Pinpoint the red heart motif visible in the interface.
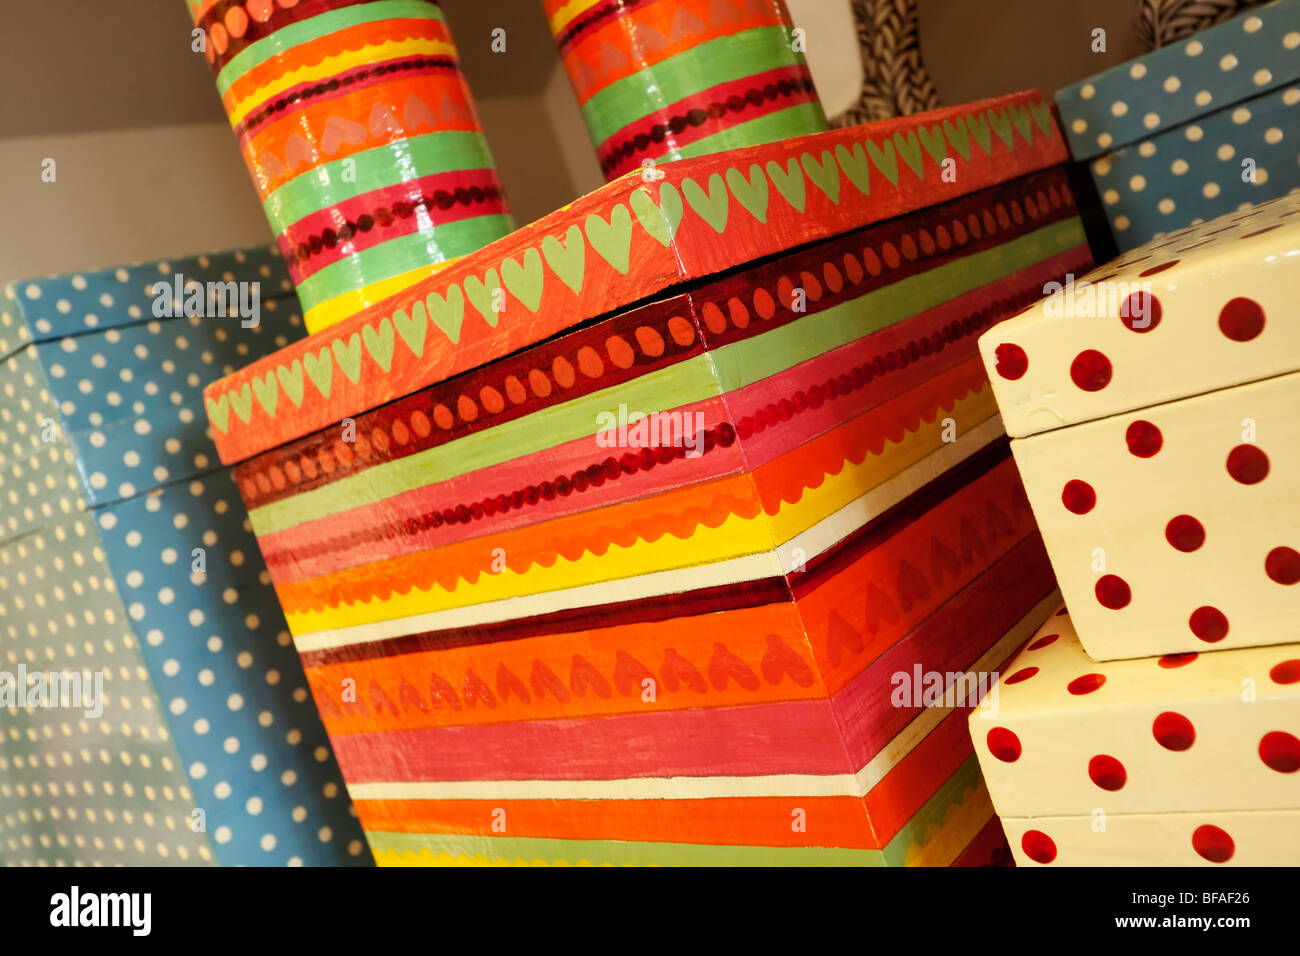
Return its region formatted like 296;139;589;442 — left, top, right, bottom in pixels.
659;648;707;694
709;642;760;691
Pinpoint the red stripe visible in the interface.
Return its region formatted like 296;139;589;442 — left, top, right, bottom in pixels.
277;168;506;283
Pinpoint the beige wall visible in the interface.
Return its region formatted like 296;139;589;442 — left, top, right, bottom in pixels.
0;0;1158;292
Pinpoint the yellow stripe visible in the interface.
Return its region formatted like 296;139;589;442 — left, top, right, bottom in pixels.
226;37;458;127
284;508;775;633
302;259;458;334
765;388;997;545
546;0;606;36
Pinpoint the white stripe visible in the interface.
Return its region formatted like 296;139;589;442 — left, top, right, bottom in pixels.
295;414;1005;654
343;592;1061;803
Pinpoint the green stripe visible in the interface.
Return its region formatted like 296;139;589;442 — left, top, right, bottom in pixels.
711;218;1086;393
263;131;498;226
293;214;514;309
249;356;726;535
582;27;804;146
367;830;885;866
216;0;445;95
251;218;1084;535
881;755;985;866
668;103;828;162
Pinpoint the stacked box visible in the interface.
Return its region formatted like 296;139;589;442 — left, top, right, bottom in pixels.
543;0;828;179
184;0;514;333
979;194;1300;661
1055;0;1300;252
971;604;1300;866
0;247;369;866
203;93;1088;865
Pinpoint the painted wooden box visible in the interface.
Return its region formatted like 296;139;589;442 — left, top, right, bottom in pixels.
203;92;1089;865
0;247;369;866
1055;0;1300;252
970;604;1300;866
979;195;1300;662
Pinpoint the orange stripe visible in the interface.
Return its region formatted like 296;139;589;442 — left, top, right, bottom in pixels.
353;795;876;848
558;0;787;106
305;601;811;734
244;73;481;197
222;19;451;114
275;471;764;616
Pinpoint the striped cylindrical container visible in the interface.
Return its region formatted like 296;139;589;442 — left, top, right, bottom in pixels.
544;0;829;180
187;0;514;333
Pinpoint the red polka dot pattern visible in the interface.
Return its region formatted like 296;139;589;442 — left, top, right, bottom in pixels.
1258;732;1300;773
1225;444;1269;484
1021;830;1057;864
1061;480;1096;515
1158;652;1198;668
1027;633;1059;651
1095;574;1131;610
994;343;1028;380
1189;606;1229;643
1070;349;1113;391
1217;297;1265;342
1088;754;1127;791
987;727;1022;762
1004;667;1039;685
1067;673;1106;695
1270;660;1300;684
1164;515;1205;552
1119;291;1161;332
1265;547;1300;585
1192;825;1234;863
1124;420;1162;458
1153;711;1196;751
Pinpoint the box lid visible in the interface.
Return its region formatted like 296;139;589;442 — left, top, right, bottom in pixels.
202;90;1070;464
1056;0;1300;161
971;604;1300;819
979;192;1300;438
0;246;305;509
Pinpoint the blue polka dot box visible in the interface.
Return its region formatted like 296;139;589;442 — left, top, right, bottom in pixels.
1056;0;1300;252
0;245;371;866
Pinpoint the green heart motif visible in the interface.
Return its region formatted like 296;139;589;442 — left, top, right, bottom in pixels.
766;158;806;212
835;142;870;196
464;268;503;327
303;345;333;398
892;130;924;179
251;369;279;417
866;138;899;185
1008;104;1033;145
724;164;769;224
426;284;465;343
942;116;971;162
629;183;683;247
332;332;363;384
801;150;841;204
205;393;230;433
501;247;545;313
682;174;729;233
1029;100;1054;137
392;301;427;357
917;123;947;166
987;108;1015;150
967;111;992;155
362;318;395;372
585;204;633;273
541;224;585;293
276;359;305;407
229;382;254;425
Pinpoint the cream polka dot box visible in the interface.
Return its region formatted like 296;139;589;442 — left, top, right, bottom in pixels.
1055;0;1300;252
0;246;369;866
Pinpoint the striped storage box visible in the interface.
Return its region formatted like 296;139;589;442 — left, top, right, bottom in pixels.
203;93;1087;865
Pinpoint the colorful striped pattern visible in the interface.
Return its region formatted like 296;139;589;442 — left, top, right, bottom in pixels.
227;167;1091;864
545;0;829;179
186;0;513;333
203;92;1072;465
